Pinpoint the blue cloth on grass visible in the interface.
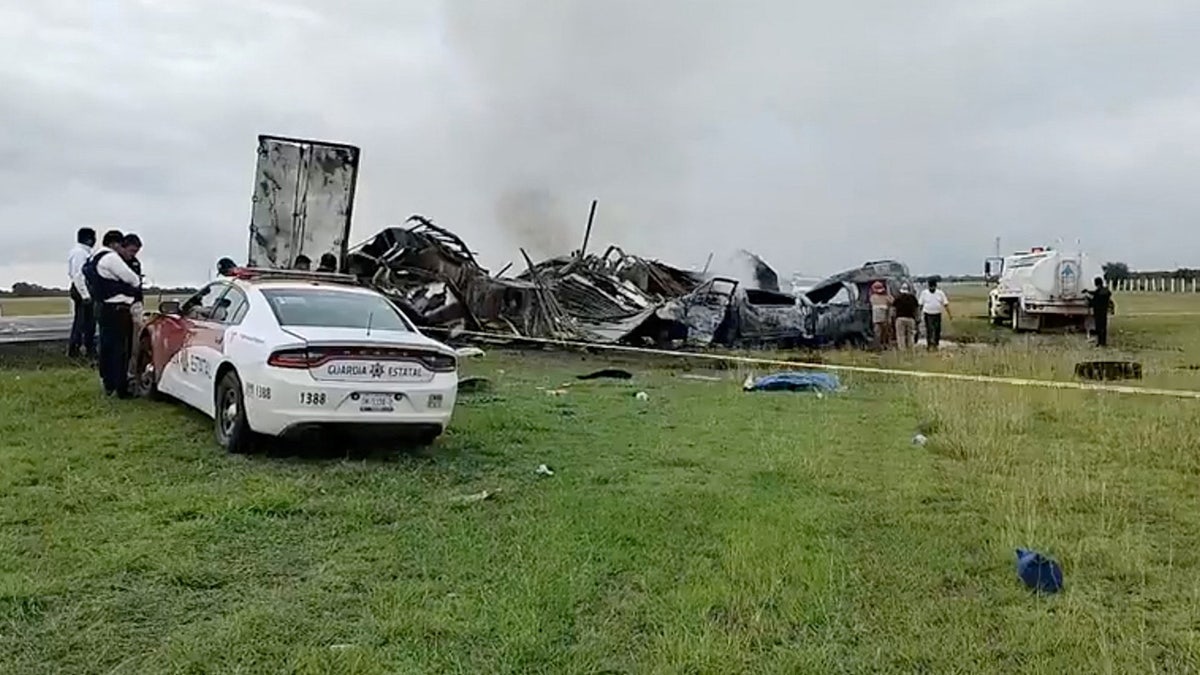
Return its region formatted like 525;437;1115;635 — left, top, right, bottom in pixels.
744;371;840;393
1015;548;1064;594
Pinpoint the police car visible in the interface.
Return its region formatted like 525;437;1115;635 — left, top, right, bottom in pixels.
133;269;459;452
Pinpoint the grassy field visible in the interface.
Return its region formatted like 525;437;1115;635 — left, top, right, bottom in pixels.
3;294;1200;673
0;296;191;317
0;296;76;316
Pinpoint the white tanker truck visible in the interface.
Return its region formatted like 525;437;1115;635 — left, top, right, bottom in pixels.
985;246;1103;332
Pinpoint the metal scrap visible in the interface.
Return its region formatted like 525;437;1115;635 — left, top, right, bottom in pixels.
347;215;912;351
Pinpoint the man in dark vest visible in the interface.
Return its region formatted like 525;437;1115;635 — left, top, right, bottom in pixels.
87;230;142;397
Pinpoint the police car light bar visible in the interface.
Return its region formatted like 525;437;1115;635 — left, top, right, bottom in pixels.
232;268;360;285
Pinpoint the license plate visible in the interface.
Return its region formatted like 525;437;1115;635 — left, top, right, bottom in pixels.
359;394;395;412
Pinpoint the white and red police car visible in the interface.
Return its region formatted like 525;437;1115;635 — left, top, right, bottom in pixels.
133;269;458;452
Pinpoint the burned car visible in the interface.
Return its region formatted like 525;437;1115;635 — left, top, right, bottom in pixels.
803;260;913;346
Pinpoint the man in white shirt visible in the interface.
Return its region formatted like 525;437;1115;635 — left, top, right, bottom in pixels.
91;230;142;397
67;227;97;359
917;278;952;350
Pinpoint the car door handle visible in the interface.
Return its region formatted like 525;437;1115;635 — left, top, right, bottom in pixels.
215;336;224;345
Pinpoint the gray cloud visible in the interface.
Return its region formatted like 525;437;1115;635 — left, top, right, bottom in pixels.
2;0;1199;289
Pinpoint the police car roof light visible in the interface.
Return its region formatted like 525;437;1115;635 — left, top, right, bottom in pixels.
233;268;360;285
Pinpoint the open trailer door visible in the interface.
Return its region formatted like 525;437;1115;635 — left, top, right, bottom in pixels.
247;134;361;271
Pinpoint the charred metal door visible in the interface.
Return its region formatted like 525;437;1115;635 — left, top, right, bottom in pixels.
247;135;360;270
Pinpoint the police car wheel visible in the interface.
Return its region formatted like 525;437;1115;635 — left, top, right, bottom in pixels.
133;335;162;400
215;370;253;454
413;429;441;447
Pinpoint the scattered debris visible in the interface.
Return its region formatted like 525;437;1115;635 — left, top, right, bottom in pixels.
577;368;634;381
457;376;493;394
450;489;498;506
742;371;841;393
1074;360;1142;381
912;433;928;446
455;346;486;358
1015;548;1064;594
545;389;569;397
634;391;650;401
535;464;555;477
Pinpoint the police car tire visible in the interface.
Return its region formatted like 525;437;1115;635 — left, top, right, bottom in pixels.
134;335;163;401
413;429;441;447
215;371;254;454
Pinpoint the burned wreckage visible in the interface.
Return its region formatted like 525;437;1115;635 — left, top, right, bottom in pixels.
345;216;912;350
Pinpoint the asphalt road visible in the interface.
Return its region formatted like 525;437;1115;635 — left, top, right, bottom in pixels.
0;314;73;344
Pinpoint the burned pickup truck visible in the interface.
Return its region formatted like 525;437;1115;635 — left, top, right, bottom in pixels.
802;260;913;347
647;259;912;349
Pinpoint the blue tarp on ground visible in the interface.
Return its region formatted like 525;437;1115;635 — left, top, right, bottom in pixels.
744;371;841;393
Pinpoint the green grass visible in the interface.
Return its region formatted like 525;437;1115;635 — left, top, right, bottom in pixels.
3;299;1200;672
0;297;74;316
0;296;188;317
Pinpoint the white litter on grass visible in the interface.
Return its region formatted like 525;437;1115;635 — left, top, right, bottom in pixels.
912;433;928;446
455;346;486;358
634;391;649;401
679;374;723;382
450;489;498;505
536;464;555;477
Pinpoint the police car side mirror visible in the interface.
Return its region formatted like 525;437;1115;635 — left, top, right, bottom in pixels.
159;300;182;315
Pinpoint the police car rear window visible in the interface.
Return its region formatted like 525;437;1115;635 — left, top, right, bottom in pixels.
260;289;412;331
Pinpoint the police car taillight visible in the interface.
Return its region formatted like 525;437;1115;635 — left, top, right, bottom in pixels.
420;353;457;372
267;349;314;369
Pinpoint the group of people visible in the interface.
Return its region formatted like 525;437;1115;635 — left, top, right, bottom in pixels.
68;239;344;397
292;253;339;272
213;252;339;277
66;227;145;397
868;278;952;351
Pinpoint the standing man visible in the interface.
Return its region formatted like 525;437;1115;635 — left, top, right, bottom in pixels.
89;232;142;397
67;227;97;359
317;253;338;273
868;281;893;350
917;278;951;350
293;255;312;271
1084;277;1114;347
121;234;146;381
892;282;919;351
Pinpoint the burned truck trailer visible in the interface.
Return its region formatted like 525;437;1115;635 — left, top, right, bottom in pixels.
345;215;912;350
240;133;912;351
247;135;360;271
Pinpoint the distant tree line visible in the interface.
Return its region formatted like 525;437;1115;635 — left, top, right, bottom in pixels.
1;282;198;297
915;262;1199;285
1101;262;1200;282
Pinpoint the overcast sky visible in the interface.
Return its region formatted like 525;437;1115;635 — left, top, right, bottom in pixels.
2;0;1198;289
